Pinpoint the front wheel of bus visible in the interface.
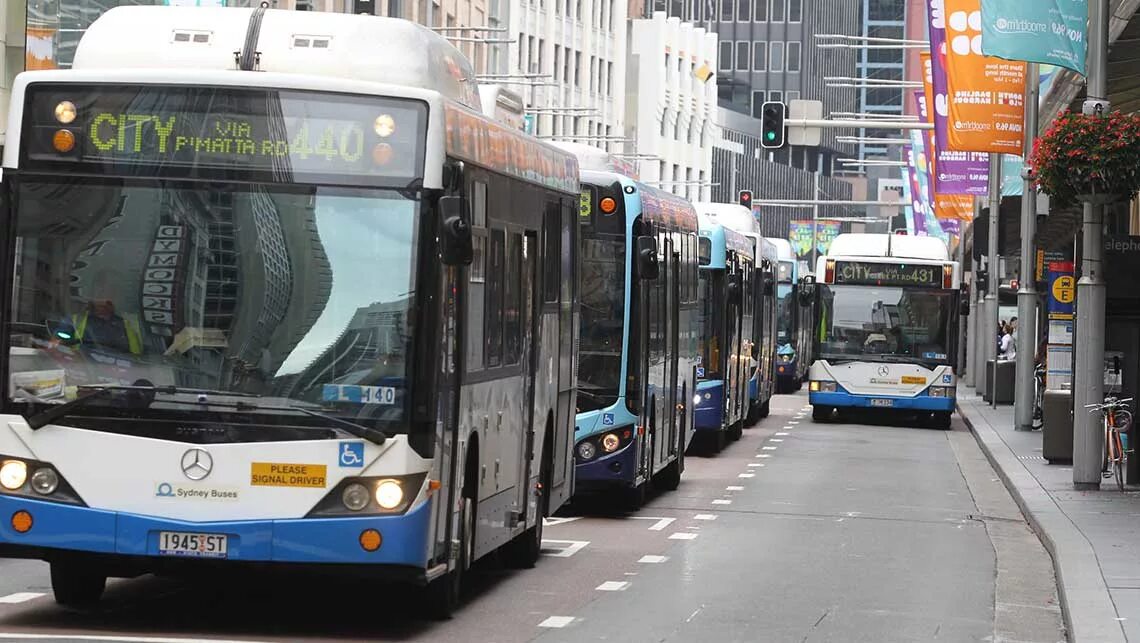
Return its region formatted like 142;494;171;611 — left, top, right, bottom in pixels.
425;496;473;620
930;412;953;430
50;562;105;608
504;445;551;569
812;405;833;422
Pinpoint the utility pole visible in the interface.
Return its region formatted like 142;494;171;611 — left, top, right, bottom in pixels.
966;197;982;388
986;154;1002;407
1015;63;1040;431
1073;0;1111;489
810;162;821;270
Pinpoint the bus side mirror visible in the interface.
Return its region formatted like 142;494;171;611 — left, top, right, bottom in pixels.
727;280;741;302
438;195;473;266
763;275;775;296
636;236;659;280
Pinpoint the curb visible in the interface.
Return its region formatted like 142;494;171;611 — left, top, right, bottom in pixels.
957;397;1125;643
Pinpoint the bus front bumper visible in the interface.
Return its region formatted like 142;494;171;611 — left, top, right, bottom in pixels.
574;438;637;488
0;494;433;569
693;381;724;431
809;390;955;412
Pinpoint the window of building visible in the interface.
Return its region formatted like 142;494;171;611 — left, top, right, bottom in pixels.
752;41;767;70
590;56;597;92
868;24;904;40
575;51;582;86
788;0;801;22
737;0;750;21
735;41;750;71
786;90;800;102
787;41;801;72
868;0;902;20
607;61;614;93
719;40;733;71
538;38;545;73
771;0;784;21
751;90;766;117
770;41;784;71
867;87;903;106
553;45;562;81
720;0;733;21
769;90;783;103
754;0;767;21
868;48;905;64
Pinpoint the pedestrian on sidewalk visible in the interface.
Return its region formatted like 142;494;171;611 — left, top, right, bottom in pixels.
999;322;1016;361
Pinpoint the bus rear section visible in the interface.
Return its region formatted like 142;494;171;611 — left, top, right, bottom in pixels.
572;166;699;507
808;234;961;430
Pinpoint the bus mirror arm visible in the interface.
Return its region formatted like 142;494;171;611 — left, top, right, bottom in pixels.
763;276;775;296
636;236;659;280
438;195;473;266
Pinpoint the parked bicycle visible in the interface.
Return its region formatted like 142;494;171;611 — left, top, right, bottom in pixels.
1085;396;1133;491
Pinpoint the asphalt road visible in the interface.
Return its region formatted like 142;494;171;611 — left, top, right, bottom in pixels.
0;392;1064;643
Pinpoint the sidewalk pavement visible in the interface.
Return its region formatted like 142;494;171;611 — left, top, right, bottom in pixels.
958;385;1140;643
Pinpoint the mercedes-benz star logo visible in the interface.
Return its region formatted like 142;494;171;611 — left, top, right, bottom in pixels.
180;448;213;481
877;365;890;377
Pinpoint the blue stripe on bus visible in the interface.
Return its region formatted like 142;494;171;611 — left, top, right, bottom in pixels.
694;380;724;431
0;494;433;567
809;390;955;412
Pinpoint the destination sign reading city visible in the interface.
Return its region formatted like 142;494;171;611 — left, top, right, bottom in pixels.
23;85;426;184
833;261;943;288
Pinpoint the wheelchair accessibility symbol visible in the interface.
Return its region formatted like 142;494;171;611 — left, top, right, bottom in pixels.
339;442;365;468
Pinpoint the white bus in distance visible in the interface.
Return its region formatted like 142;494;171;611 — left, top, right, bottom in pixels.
808;233;961;429
0;5;579;618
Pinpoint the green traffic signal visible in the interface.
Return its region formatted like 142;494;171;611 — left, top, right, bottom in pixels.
765;131;776;141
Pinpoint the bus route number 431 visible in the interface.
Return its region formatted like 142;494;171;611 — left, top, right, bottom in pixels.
159;531;229;558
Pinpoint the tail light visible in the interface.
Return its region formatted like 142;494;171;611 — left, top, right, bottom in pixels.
943;264;954;289
824;260;836;283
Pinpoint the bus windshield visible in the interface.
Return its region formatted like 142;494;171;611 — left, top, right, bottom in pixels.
6;176;420;435
578;231;625;409
776;286;794;346
816;284;954;365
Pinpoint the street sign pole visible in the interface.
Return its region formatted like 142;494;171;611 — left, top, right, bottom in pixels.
1015;63;1040;431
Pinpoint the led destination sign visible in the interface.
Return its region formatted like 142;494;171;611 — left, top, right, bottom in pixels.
833;261;943;288
23;84;426;185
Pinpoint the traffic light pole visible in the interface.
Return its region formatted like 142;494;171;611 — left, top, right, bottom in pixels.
784;118;933;130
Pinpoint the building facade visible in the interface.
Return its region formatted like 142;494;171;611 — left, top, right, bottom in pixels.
855;0;906;162
627;12;716;201
507;0;628;153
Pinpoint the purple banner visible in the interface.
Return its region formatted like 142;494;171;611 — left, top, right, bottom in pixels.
940;217;962;236
904;146;928;236
913;91;937;206
926;0;989;195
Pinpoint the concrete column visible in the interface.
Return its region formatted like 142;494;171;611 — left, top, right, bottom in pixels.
1073;0;1111;489
966;198;983;388
986;155;1002;405
1015;63;1040;430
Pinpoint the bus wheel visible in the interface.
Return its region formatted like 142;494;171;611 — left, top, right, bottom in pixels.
812;406;833;422
728;420;743;441
624;481;647;510
655;436;684;492
50;562;105;608
930;412;953;430
759;399;771;419
504;443;551;569
745;400;761;427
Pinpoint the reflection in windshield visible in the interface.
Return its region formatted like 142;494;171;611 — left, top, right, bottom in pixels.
7;179;418;430
817;285;953;364
776;288;793;346
577;233;625;410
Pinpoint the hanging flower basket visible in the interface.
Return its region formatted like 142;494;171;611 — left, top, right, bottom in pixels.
1029;110;1140;208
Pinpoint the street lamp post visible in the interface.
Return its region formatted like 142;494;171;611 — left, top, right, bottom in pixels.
1014;63;1040;431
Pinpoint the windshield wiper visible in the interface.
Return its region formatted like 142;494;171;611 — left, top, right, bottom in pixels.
26;388;114;430
291;407;388;446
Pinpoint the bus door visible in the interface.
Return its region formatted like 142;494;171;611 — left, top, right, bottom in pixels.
518;231;539;519
668;242;681;460
633;220;652;483
556;200;577;496
724;253;740;424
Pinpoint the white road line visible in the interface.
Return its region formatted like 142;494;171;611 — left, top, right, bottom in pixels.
596;581;630;591
694;514;718;521
755;454;771;458
738;473;755;478
630;516;675;531
541;539;590;557
0;593;44;604
0;635;272;643
769;439;784;443
762;446;778;450
788;421;801;425
775;432;790;436
538;616;576;628
712;499;732;505
747;463;765;468
639;555;669;563
669;532;699;540
726;485;745;490
543;516;583;526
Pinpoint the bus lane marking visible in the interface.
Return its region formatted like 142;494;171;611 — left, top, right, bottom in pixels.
769;439;784;442
538;616;576;628
726;485;745;491
712;499;732;505
762;446;778;450
738;473;755;478
630;516;675;531
747;463;765;468
541;539;589;557
669;532;698;540
639;555;668;563
0;593;44;604
543;516;582;526
596;581;630;591
775;432;790;436
693;514;717;521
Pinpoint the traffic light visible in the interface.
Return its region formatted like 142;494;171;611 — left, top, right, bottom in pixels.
738;190;753;208
760;101;786;149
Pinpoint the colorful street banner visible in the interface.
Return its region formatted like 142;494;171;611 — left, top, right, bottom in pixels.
788;221;843;258
910;130;949;243
980;0;1087;75
25;27;56;71
904;146;930;236
913;91;939;206
940;217;962;236
935;193;975;220
900;159;917;235
925;4;990;195
942;0;1027;154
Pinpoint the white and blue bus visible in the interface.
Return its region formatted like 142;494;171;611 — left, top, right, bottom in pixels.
693;214;756;450
694;203;777;426
808;234;961;429
768;238;812;393
559;144;700;507
0;6;580;616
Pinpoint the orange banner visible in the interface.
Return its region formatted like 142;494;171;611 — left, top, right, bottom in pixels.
942;0;1026;154
935;194;974;221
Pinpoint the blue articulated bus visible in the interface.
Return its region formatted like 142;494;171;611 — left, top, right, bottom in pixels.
572;167;700;507
693;214;756;451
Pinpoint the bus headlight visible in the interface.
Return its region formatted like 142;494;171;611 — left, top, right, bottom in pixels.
342;482;371;511
928;386;955;398
0;461;27;490
602;433;620;453
374;480;404;510
578;441;597;461
30;468;58;496
810;381;837;392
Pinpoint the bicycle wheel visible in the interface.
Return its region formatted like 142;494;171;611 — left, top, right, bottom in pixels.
1104;418;1112;476
1116;431;1126;491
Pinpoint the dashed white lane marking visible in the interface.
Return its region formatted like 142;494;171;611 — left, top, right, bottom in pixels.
738;473;755;478
538;616;576;628
669;532;699;540
544;516;583;526
775;432;790;436
639;555;669;563
726;485;745;491
769;439;784;442
596;581;630;591
712;499;732;505
747;463;765;468
762;446;778;450
788;421;801;425
0;636;271;643
694;514;718;521
541;539;590;557
0;592;44;604
756;454;771;458
630;516;675;531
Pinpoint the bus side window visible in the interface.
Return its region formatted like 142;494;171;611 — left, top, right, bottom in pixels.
543;203;560;304
504;232;523;365
467;181;488;372
485;228;506;367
